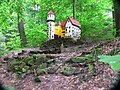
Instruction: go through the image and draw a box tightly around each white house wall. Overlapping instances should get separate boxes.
[72,26,81,38]
[65,20,73,37]
[65,20,81,38]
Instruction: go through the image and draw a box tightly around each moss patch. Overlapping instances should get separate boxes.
[60,65,76,76]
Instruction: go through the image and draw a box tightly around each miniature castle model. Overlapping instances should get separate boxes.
[47,10,81,40]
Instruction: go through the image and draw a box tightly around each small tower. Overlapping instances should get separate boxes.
[47,10,55,40]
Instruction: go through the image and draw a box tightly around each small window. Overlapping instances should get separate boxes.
[69,26,70,29]
[69,30,70,33]
[66,29,67,32]
[72,30,74,35]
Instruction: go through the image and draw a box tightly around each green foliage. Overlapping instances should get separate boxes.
[22,68,27,73]
[0,0,47,49]
[6,36,21,50]
[25,24,47,47]
[0,32,7,56]
[77,0,114,40]
[98,55,120,70]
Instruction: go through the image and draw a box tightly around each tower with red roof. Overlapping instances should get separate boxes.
[47,10,55,40]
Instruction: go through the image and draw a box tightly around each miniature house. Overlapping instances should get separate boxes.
[47,10,81,40]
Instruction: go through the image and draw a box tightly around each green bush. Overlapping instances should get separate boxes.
[0,32,7,57]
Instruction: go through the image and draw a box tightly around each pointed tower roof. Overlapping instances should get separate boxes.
[56,21,61,26]
[48,10,54,15]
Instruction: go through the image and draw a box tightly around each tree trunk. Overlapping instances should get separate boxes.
[18,20,27,47]
[113,0,120,37]
[73,0,76,19]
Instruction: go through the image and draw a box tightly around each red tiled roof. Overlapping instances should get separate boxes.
[68,17,80,27]
[61,17,80,27]
[61,20,67,27]
[56,21,61,26]
[48,10,54,15]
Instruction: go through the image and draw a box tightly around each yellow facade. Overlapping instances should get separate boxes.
[54,26,66,38]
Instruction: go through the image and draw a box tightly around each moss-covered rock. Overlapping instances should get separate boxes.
[30,65,38,70]
[24,56,35,66]
[36,63,48,75]
[47,65,58,74]
[36,68,47,75]
[19,62,26,68]
[70,54,94,63]
[14,55,25,60]
[33,54,47,64]
[60,65,75,76]
[47,59,55,64]
[73,68,81,75]
[38,63,47,69]
[34,77,41,82]
[27,59,35,66]
[71,57,86,63]
[8,60,26,72]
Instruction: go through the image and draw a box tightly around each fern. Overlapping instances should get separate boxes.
[98,55,120,70]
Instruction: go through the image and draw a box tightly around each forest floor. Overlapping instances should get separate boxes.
[0,38,120,90]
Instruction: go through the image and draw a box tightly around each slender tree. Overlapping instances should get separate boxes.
[18,20,27,47]
[17,0,27,47]
[73,0,76,19]
[113,0,120,37]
